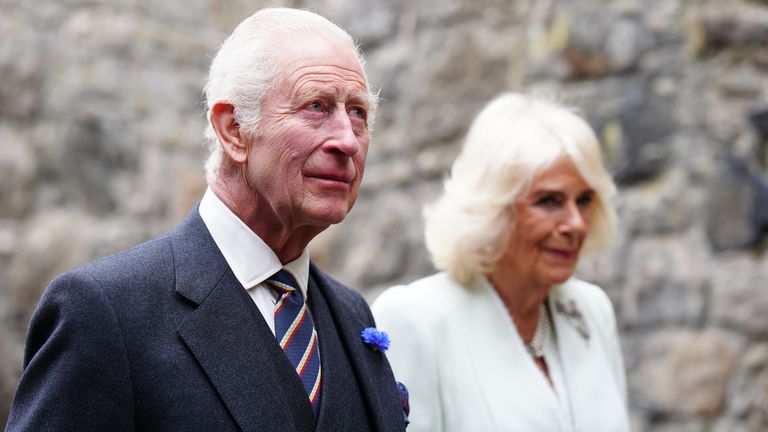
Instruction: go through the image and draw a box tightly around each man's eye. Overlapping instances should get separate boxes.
[306,101,323,112]
[349,107,366,119]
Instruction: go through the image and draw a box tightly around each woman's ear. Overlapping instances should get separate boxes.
[210,102,248,163]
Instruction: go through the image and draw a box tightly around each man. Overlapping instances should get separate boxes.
[5,8,406,432]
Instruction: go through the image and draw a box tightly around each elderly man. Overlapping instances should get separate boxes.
[5,8,406,432]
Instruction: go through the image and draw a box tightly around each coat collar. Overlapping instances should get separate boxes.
[171,206,230,305]
[171,208,315,432]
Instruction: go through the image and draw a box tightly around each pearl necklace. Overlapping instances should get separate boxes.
[525,303,551,359]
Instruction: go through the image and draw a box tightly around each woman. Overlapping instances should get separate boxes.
[372,93,629,431]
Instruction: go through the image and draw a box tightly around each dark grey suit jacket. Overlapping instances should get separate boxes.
[5,208,405,431]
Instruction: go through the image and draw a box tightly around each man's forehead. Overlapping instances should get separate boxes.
[289,65,367,89]
[276,36,363,77]
[277,50,368,96]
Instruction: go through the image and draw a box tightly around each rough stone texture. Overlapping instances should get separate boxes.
[620,234,708,328]
[711,256,768,338]
[2,0,768,430]
[631,329,739,418]
[723,342,768,431]
[706,157,768,251]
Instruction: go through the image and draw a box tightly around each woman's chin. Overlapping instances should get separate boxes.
[542,268,576,286]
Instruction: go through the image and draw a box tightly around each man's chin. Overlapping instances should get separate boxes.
[302,192,357,220]
[301,204,353,227]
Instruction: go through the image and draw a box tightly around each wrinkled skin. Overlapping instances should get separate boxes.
[211,36,372,262]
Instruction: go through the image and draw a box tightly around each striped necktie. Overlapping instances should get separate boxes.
[265,270,322,416]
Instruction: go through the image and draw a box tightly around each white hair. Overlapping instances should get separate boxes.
[424,93,617,285]
[202,8,377,184]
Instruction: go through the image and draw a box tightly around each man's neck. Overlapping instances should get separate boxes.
[210,181,325,264]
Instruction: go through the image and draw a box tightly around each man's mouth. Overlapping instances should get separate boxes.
[305,172,354,186]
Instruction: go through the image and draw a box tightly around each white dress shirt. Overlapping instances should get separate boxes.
[198,187,311,335]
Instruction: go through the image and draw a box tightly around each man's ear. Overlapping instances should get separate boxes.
[210,102,248,163]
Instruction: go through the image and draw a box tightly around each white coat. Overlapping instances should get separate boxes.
[372,273,630,432]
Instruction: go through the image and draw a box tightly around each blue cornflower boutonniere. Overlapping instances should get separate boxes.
[361,327,390,352]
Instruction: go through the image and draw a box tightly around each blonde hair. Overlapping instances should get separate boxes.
[424,93,617,285]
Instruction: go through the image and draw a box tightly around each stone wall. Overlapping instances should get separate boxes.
[1,0,767,430]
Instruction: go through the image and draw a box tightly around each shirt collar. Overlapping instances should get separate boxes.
[282,249,310,298]
[198,187,310,296]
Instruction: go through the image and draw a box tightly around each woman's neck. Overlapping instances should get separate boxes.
[487,268,551,344]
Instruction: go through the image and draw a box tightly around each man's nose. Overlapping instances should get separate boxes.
[325,106,360,157]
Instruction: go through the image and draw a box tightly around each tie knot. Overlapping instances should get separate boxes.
[265,269,298,294]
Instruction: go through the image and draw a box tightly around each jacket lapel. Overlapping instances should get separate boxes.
[307,275,362,430]
[171,209,314,432]
[549,286,592,367]
[308,263,403,432]
[548,283,605,431]
[461,277,563,430]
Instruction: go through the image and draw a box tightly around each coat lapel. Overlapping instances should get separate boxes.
[460,277,563,430]
[308,263,404,432]
[307,274,363,430]
[548,283,605,431]
[548,285,593,368]
[171,209,314,432]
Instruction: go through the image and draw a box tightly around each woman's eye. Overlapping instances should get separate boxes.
[577,193,594,208]
[536,195,560,207]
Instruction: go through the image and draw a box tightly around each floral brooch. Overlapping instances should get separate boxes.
[555,299,590,342]
[361,327,390,352]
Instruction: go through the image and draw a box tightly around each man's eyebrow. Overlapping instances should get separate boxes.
[293,86,329,102]
[293,85,371,109]
[346,92,371,109]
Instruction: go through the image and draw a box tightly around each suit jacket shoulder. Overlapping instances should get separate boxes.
[373,272,463,327]
[5,239,176,431]
[7,209,267,432]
